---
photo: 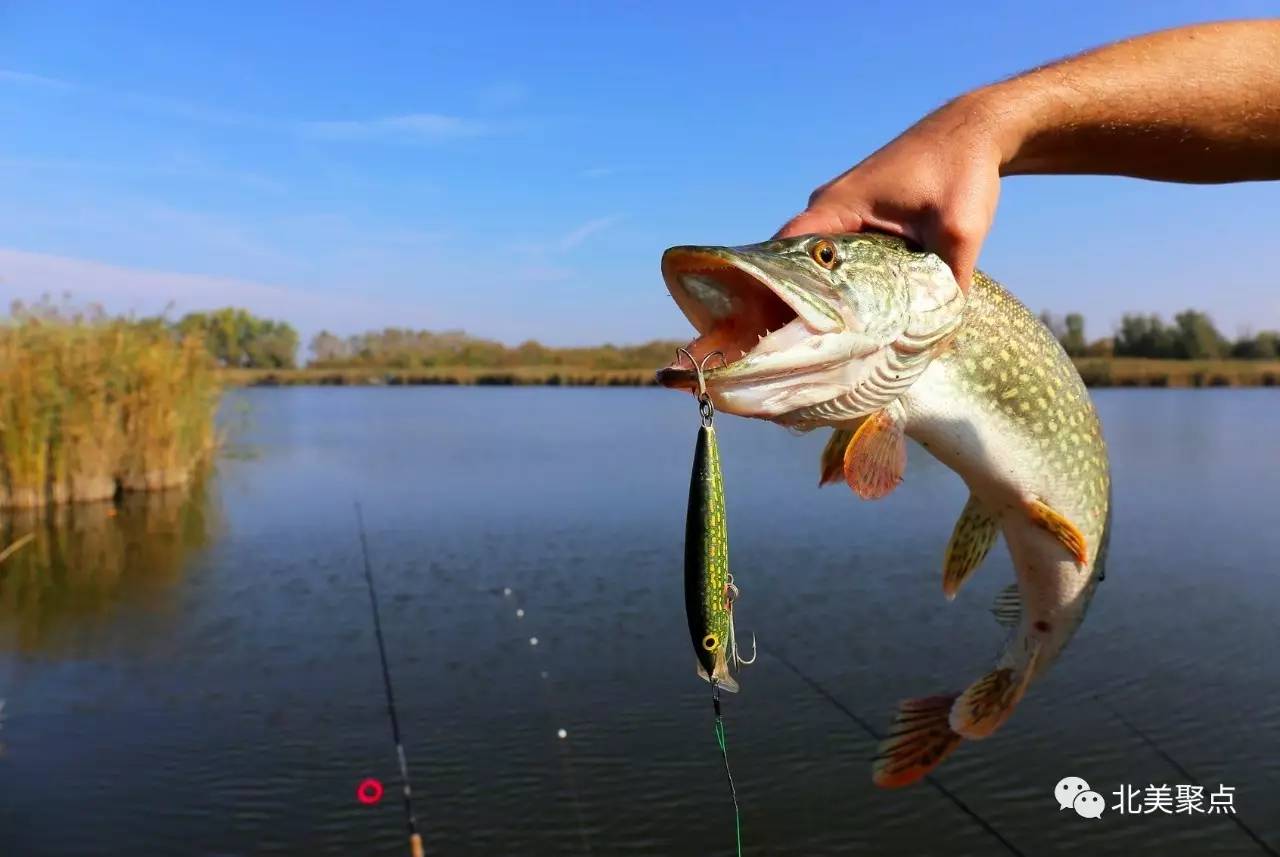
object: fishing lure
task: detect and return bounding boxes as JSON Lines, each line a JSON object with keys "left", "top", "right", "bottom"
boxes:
{"left": 681, "top": 348, "right": 755, "bottom": 693}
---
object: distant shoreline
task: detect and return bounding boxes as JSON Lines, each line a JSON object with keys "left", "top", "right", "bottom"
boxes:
{"left": 222, "top": 358, "right": 1280, "bottom": 389}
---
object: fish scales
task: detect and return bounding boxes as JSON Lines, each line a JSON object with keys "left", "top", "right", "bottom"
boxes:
{"left": 933, "top": 271, "right": 1109, "bottom": 552}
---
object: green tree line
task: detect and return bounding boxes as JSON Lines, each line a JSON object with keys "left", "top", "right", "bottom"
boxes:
{"left": 309, "top": 310, "right": 1279, "bottom": 371}
{"left": 1040, "top": 310, "right": 1279, "bottom": 360}
{"left": 177, "top": 308, "right": 299, "bottom": 369}
{"left": 308, "top": 328, "right": 684, "bottom": 371}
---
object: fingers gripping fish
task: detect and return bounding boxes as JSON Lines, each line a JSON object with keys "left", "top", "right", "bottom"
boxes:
{"left": 657, "top": 234, "right": 1110, "bottom": 786}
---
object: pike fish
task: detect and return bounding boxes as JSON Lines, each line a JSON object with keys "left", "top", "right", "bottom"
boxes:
{"left": 683, "top": 387, "right": 755, "bottom": 693}
{"left": 656, "top": 233, "right": 1110, "bottom": 787}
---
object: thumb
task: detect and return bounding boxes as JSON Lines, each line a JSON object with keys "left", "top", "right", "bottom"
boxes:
{"left": 920, "top": 222, "right": 978, "bottom": 294}
{"left": 773, "top": 207, "right": 861, "bottom": 239}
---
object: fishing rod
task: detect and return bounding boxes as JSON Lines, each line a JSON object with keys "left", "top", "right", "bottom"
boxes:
{"left": 767, "top": 646, "right": 1027, "bottom": 857}
{"left": 354, "top": 502, "right": 424, "bottom": 857}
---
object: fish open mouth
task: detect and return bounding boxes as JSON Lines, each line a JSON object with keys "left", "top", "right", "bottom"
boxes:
{"left": 656, "top": 248, "right": 813, "bottom": 390}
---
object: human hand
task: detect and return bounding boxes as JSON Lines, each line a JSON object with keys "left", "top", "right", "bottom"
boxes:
{"left": 774, "top": 94, "right": 1009, "bottom": 291}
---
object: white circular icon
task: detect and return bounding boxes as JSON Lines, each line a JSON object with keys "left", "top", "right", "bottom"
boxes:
{"left": 1054, "top": 776, "right": 1091, "bottom": 810}
{"left": 1074, "top": 790, "right": 1105, "bottom": 819}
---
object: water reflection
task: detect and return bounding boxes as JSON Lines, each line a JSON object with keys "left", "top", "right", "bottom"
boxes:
{"left": 0, "top": 477, "right": 216, "bottom": 655}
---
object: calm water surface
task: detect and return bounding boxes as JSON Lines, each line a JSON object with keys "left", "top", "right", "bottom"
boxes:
{"left": 3, "top": 387, "right": 1279, "bottom": 856}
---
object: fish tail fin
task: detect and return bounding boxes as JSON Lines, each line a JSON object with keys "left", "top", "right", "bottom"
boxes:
{"left": 872, "top": 694, "right": 963, "bottom": 788}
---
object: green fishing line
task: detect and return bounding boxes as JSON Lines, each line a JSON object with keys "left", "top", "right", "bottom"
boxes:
{"left": 711, "top": 687, "right": 742, "bottom": 857}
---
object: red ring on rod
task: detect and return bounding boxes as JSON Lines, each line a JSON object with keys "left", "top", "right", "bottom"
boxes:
{"left": 357, "top": 778, "right": 384, "bottom": 805}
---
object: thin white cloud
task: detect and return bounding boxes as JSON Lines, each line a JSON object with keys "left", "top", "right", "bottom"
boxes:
{"left": 0, "top": 246, "right": 577, "bottom": 341}
{"left": 303, "top": 113, "right": 493, "bottom": 143}
{"left": 0, "top": 247, "right": 404, "bottom": 334}
{"left": 0, "top": 69, "right": 74, "bottom": 90}
{"left": 557, "top": 215, "right": 622, "bottom": 251}
{"left": 0, "top": 154, "right": 284, "bottom": 193}
{"left": 2, "top": 67, "right": 501, "bottom": 144}
{"left": 119, "top": 91, "right": 256, "bottom": 126}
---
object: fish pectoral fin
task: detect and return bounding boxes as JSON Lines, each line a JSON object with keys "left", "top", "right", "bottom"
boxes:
{"left": 990, "top": 583, "right": 1022, "bottom": 629}
{"left": 942, "top": 493, "right": 999, "bottom": 600}
{"left": 948, "top": 650, "right": 1039, "bottom": 740}
{"left": 872, "top": 695, "right": 963, "bottom": 789}
{"left": 842, "top": 407, "right": 906, "bottom": 500}
{"left": 819, "top": 427, "right": 857, "bottom": 486}
{"left": 1025, "top": 498, "right": 1088, "bottom": 565}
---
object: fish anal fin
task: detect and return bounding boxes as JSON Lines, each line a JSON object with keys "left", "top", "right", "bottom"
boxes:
{"left": 843, "top": 409, "right": 906, "bottom": 500}
{"left": 819, "top": 427, "right": 856, "bottom": 486}
{"left": 948, "top": 657, "right": 1036, "bottom": 739}
{"left": 943, "top": 493, "right": 999, "bottom": 600}
{"left": 1026, "top": 498, "right": 1088, "bottom": 565}
{"left": 990, "top": 583, "right": 1022, "bottom": 629}
{"left": 873, "top": 695, "right": 963, "bottom": 788}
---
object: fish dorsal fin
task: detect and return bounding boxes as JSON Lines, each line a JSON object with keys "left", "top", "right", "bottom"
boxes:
{"left": 942, "top": 493, "right": 998, "bottom": 600}
{"left": 1025, "top": 498, "right": 1088, "bottom": 565}
{"left": 842, "top": 405, "right": 906, "bottom": 500}
{"left": 819, "top": 427, "right": 857, "bottom": 486}
{"left": 990, "top": 583, "right": 1021, "bottom": 629}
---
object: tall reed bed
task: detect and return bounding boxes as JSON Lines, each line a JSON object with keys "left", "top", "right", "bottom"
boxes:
{"left": 0, "top": 302, "right": 220, "bottom": 510}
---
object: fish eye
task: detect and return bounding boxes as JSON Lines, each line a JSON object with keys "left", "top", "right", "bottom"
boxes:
{"left": 810, "top": 239, "right": 838, "bottom": 269}
{"left": 702, "top": 634, "right": 718, "bottom": 651}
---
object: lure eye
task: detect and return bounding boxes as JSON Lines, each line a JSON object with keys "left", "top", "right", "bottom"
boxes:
{"left": 810, "top": 239, "right": 838, "bottom": 269}
{"left": 702, "top": 634, "right": 718, "bottom": 651}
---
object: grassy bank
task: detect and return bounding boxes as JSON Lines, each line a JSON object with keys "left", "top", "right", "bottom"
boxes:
{"left": 1072, "top": 358, "right": 1280, "bottom": 388}
{"left": 0, "top": 310, "right": 221, "bottom": 510}
{"left": 221, "top": 365, "right": 662, "bottom": 387}
{"left": 224, "top": 358, "right": 1280, "bottom": 389}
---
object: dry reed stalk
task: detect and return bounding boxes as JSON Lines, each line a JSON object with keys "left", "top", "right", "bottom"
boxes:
{"left": 0, "top": 309, "right": 220, "bottom": 511}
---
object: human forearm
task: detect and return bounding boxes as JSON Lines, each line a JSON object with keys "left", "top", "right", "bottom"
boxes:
{"left": 976, "top": 20, "right": 1280, "bottom": 182}
{"left": 775, "top": 19, "right": 1280, "bottom": 288}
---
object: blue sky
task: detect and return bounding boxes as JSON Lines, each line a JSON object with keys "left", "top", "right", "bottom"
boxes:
{"left": 1, "top": 1, "right": 1276, "bottom": 348}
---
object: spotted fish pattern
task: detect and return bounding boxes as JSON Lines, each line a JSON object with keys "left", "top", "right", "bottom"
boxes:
{"left": 936, "top": 271, "right": 1110, "bottom": 550}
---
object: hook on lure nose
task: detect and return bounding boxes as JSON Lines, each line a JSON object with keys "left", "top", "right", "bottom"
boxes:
{"left": 675, "top": 347, "right": 726, "bottom": 426}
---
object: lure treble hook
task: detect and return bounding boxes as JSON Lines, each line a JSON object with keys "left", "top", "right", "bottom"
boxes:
{"left": 726, "top": 578, "right": 757, "bottom": 667}
{"left": 675, "top": 347, "right": 725, "bottom": 427}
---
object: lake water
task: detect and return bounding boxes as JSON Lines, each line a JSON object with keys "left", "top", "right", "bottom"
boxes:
{"left": 3, "top": 387, "right": 1280, "bottom": 857}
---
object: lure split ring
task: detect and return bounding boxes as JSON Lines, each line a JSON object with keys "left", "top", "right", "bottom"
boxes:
{"left": 675, "top": 347, "right": 726, "bottom": 427}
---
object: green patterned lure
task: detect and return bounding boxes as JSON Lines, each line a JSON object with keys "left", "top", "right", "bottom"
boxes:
{"left": 682, "top": 351, "right": 754, "bottom": 693}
